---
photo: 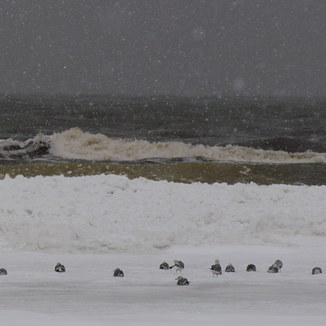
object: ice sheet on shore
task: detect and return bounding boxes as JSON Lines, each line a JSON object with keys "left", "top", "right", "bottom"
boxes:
{"left": 0, "top": 174, "right": 325, "bottom": 252}
{"left": 1, "top": 247, "right": 326, "bottom": 326}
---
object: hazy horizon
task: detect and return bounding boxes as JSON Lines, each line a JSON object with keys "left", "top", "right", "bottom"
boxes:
{"left": 1, "top": 91, "right": 326, "bottom": 100}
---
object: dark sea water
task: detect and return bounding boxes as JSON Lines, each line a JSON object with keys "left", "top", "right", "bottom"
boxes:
{"left": 0, "top": 94, "right": 325, "bottom": 185}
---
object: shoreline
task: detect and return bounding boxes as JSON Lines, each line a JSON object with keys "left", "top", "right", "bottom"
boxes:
{"left": 0, "top": 161, "right": 325, "bottom": 185}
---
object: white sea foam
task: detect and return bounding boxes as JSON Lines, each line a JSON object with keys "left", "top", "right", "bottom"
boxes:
{"left": 50, "top": 128, "right": 326, "bottom": 163}
{"left": 0, "top": 173, "right": 325, "bottom": 253}
{"left": 0, "top": 133, "right": 52, "bottom": 158}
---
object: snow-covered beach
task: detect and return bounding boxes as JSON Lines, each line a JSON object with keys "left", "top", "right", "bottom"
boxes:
{"left": 1, "top": 0, "right": 326, "bottom": 323}
{"left": 1, "top": 174, "right": 326, "bottom": 325}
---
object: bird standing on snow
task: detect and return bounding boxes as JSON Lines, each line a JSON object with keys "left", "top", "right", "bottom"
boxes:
{"left": 274, "top": 260, "right": 283, "bottom": 272}
{"left": 176, "top": 276, "right": 189, "bottom": 286}
{"left": 170, "top": 260, "right": 184, "bottom": 273}
{"left": 210, "top": 259, "right": 222, "bottom": 277}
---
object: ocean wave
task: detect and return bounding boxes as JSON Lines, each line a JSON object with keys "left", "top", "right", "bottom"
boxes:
{"left": 1, "top": 128, "right": 326, "bottom": 164}
{"left": 50, "top": 128, "right": 326, "bottom": 163}
{"left": 0, "top": 134, "right": 52, "bottom": 159}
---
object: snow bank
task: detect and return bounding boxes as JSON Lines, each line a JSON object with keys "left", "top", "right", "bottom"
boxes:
{"left": 0, "top": 174, "right": 325, "bottom": 252}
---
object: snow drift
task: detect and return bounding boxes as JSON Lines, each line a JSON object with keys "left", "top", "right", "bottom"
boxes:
{"left": 0, "top": 174, "right": 325, "bottom": 253}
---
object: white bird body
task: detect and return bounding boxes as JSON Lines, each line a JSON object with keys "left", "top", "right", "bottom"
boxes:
{"left": 170, "top": 260, "right": 184, "bottom": 273}
{"left": 274, "top": 260, "right": 283, "bottom": 271}
{"left": 175, "top": 276, "right": 189, "bottom": 286}
{"left": 267, "top": 264, "right": 279, "bottom": 273}
{"left": 210, "top": 259, "right": 222, "bottom": 277}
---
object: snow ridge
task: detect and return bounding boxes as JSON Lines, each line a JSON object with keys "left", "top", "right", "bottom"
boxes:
{"left": 0, "top": 174, "right": 325, "bottom": 253}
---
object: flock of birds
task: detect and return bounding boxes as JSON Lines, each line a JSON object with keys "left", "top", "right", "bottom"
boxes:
{"left": 157, "top": 259, "right": 286, "bottom": 286}
{"left": 161, "top": 259, "right": 323, "bottom": 285}
{"left": 162, "top": 259, "right": 323, "bottom": 285}
{"left": 115, "top": 259, "right": 321, "bottom": 286}
{"left": 0, "top": 260, "right": 322, "bottom": 285}
{"left": 165, "top": 259, "right": 323, "bottom": 285}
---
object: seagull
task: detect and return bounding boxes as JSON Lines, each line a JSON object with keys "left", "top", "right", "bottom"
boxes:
{"left": 113, "top": 268, "right": 124, "bottom": 277}
{"left": 159, "top": 261, "right": 170, "bottom": 270}
{"left": 175, "top": 276, "right": 189, "bottom": 286}
{"left": 246, "top": 264, "right": 256, "bottom": 272}
{"left": 225, "top": 263, "right": 235, "bottom": 273}
{"left": 170, "top": 260, "right": 184, "bottom": 273}
{"left": 274, "top": 260, "right": 283, "bottom": 272}
{"left": 55, "top": 263, "right": 66, "bottom": 273}
{"left": 0, "top": 268, "right": 7, "bottom": 275}
{"left": 267, "top": 264, "right": 279, "bottom": 273}
{"left": 312, "top": 267, "right": 322, "bottom": 275}
{"left": 210, "top": 259, "right": 222, "bottom": 277}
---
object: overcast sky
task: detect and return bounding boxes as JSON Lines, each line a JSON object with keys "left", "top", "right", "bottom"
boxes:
{"left": 0, "top": 0, "right": 325, "bottom": 96}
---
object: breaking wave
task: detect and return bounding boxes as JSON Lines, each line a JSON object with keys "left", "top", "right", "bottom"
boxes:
{"left": 50, "top": 128, "right": 326, "bottom": 163}
{"left": 1, "top": 127, "right": 326, "bottom": 164}
{"left": 0, "top": 134, "right": 52, "bottom": 160}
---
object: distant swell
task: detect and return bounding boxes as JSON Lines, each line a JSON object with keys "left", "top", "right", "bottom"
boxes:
{"left": 1, "top": 128, "right": 326, "bottom": 164}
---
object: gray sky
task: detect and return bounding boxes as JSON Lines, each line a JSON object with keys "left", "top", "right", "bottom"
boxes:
{"left": 0, "top": 0, "right": 325, "bottom": 96}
